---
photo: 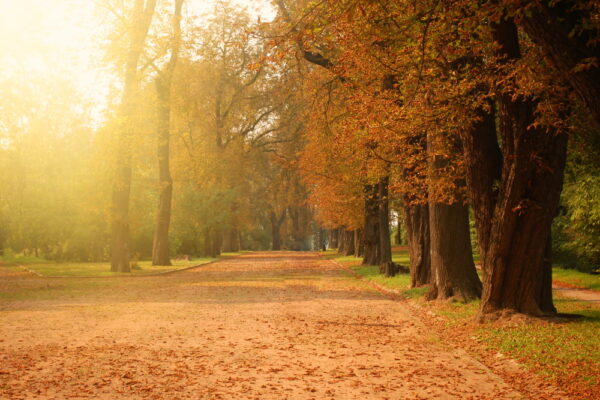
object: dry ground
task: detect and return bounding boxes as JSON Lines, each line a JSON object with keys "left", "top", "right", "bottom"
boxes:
{"left": 0, "top": 252, "right": 566, "bottom": 399}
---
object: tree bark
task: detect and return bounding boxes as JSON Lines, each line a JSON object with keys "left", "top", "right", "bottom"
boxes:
{"left": 338, "top": 228, "right": 347, "bottom": 254}
{"left": 270, "top": 210, "right": 286, "bottom": 250}
{"left": 475, "top": 18, "right": 567, "bottom": 317}
{"left": 222, "top": 227, "right": 240, "bottom": 252}
{"left": 111, "top": 0, "right": 157, "bottom": 272}
{"left": 404, "top": 204, "right": 431, "bottom": 287}
{"left": 427, "top": 200, "right": 481, "bottom": 301}
{"left": 394, "top": 220, "right": 402, "bottom": 245}
{"left": 151, "top": 0, "right": 183, "bottom": 266}
{"left": 318, "top": 228, "right": 326, "bottom": 251}
{"left": 329, "top": 228, "right": 339, "bottom": 249}
{"left": 362, "top": 184, "right": 380, "bottom": 266}
{"left": 354, "top": 229, "right": 363, "bottom": 258}
{"left": 426, "top": 132, "right": 481, "bottom": 301}
{"left": 378, "top": 176, "right": 397, "bottom": 277}
{"left": 211, "top": 229, "right": 222, "bottom": 258}
{"left": 343, "top": 229, "right": 355, "bottom": 256}
{"left": 461, "top": 102, "right": 501, "bottom": 280}
{"left": 151, "top": 82, "right": 173, "bottom": 266}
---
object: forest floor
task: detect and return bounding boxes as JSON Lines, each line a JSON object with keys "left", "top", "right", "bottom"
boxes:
{"left": 0, "top": 252, "right": 577, "bottom": 400}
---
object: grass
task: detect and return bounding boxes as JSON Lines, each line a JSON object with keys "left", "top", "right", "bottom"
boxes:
{"left": 426, "top": 294, "right": 600, "bottom": 396}
{"left": 6, "top": 255, "right": 248, "bottom": 278}
{"left": 327, "top": 247, "right": 600, "bottom": 292}
{"left": 552, "top": 267, "right": 600, "bottom": 291}
{"left": 324, "top": 248, "right": 427, "bottom": 299}
{"left": 0, "top": 253, "right": 47, "bottom": 265}
{"left": 478, "top": 298, "right": 600, "bottom": 392}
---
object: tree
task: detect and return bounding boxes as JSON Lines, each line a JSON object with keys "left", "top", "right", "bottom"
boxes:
{"left": 110, "top": 0, "right": 157, "bottom": 272}
{"left": 274, "top": 0, "right": 397, "bottom": 271}
{"left": 151, "top": 0, "right": 184, "bottom": 266}
{"left": 476, "top": 16, "right": 567, "bottom": 317}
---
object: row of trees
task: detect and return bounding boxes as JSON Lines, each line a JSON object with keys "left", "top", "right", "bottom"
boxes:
{"left": 1, "top": 0, "right": 597, "bottom": 320}
{"left": 272, "top": 0, "right": 599, "bottom": 318}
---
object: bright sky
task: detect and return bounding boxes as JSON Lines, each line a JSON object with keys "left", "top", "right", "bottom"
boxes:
{"left": 0, "top": 0, "right": 275, "bottom": 125}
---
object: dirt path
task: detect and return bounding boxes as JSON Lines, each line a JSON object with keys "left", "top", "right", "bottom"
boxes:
{"left": 553, "top": 284, "right": 600, "bottom": 304}
{"left": 0, "top": 252, "right": 561, "bottom": 399}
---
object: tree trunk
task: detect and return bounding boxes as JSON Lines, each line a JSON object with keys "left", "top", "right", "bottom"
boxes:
{"left": 475, "top": 18, "right": 567, "bottom": 317}
{"left": 272, "top": 225, "right": 281, "bottom": 250}
{"left": 329, "top": 228, "right": 339, "bottom": 249}
{"left": 461, "top": 102, "right": 501, "bottom": 280}
{"left": 151, "top": 0, "right": 182, "bottom": 266}
{"left": 318, "top": 228, "right": 327, "bottom": 251}
{"left": 378, "top": 176, "right": 397, "bottom": 276}
{"left": 222, "top": 227, "right": 240, "bottom": 253}
{"left": 354, "top": 229, "right": 363, "bottom": 258}
{"left": 110, "top": 0, "right": 157, "bottom": 273}
{"left": 362, "top": 184, "right": 380, "bottom": 266}
{"left": 404, "top": 204, "right": 431, "bottom": 287}
{"left": 203, "top": 228, "right": 211, "bottom": 258}
{"left": 151, "top": 82, "right": 173, "bottom": 266}
{"left": 111, "top": 158, "right": 132, "bottom": 272}
{"left": 270, "top": 210, "right": 286, "bottom": 251}
{"left": 428, "top": 201, "right": 481, "bottom": 301}
{"left": 289, "top": 207, "right": 300, "bottom": 250}
{"left": 426, "top": 131, "right": 481, "bottom": 301}
{"left": 343, "top": 230, "right": 355, "bottom": 256}
{"left": 211, "top": 229, "right": 222, "bottom": 258}
{"left": 337, "top": 228, "right": 346, "bottom": 254}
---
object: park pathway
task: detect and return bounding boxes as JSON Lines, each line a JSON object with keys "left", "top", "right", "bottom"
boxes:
{"left": 0, "top": 252, "right": 562, "bottom": 399}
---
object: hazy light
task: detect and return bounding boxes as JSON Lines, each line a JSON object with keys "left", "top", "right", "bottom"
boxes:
{"left": 0, "top": 0, "right": 275, "bottom": 128}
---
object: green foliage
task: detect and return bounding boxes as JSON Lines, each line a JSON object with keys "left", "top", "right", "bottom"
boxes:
{"left": 553, "top": 130, "right": 600, "bottom": 273}
{"left": 0, "top": 250, "right": 47, "bottom": 265}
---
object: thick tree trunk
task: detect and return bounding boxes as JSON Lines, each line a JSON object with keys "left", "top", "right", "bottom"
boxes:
{"left": 362, "top": 184, "right": 380, "bottom": 266}
{"left": 428, "top": 201, "right": 481, "bottom": 301}
{"left": 426, "top": 132, "right": 481, "bottom": 301}
{"left": 476, "top": 19, "right": 567, "bottom": 317}
{"left": 378, "top": 177, "right": 397, "bottom": 277}
{"left": 517, "top": 2, "right": 600, "bottom": 130}
{"left": 461, "top": 102, "right": 501, "bottom": 280}
{"left": 404, "top": 204, "right": 431, "bottom": 287}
